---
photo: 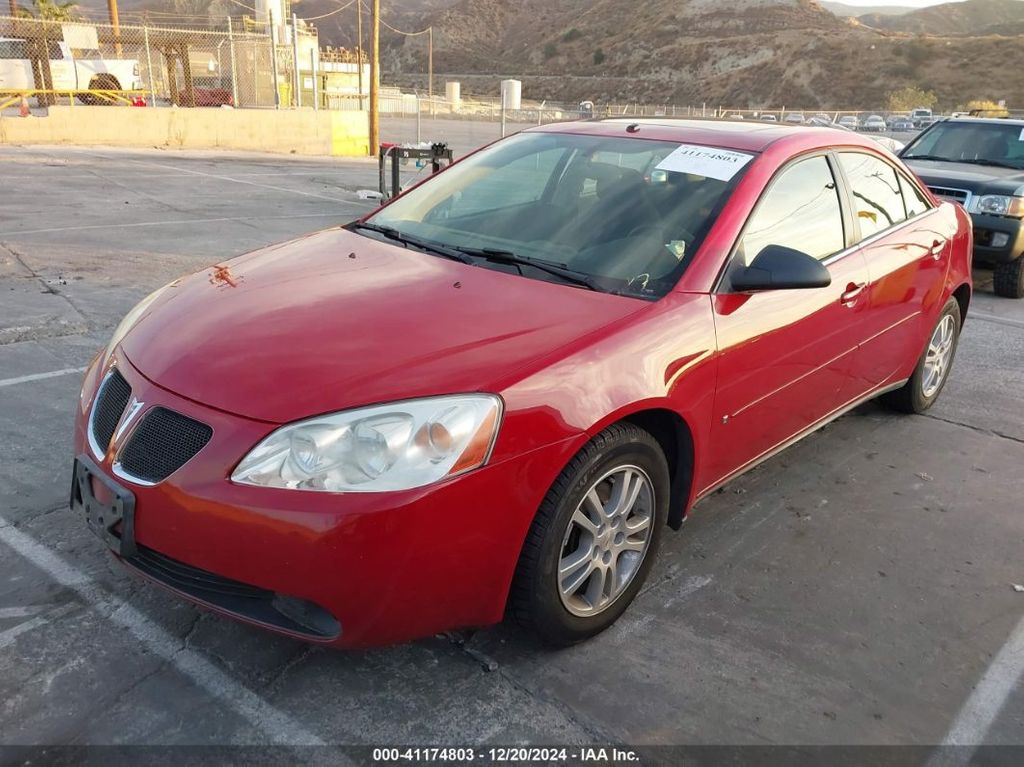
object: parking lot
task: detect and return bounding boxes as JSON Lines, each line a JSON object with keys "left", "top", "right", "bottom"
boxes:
{"left": 1, "top": 142, "right": 1022, "bottom": 756}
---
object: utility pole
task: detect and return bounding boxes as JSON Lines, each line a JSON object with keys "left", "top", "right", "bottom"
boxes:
{"left": 356, "top": 0, "right": 364, "bottom": 107}
{"left": 428, "top": 26, "right": 433, "bottom": 106}
{"left": 9, "top": 0, "right": 17, "bottom": 18}
{"left": 107, "top": 0, "right": 122, "bottom": 57}
{"left": 369, "top": 0, "right": 380, "bottom": 156}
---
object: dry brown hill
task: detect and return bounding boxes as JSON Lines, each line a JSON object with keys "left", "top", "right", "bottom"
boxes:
{"left": 857, "top": 0, "right": 1024, "bottom": 36}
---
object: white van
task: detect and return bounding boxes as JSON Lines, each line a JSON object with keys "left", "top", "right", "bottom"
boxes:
{"left": 0, "top": 37, "right": 142, "bottom": 98}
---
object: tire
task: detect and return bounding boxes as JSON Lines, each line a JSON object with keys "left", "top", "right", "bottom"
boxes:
{"left": 508, "top": 422, "right": 670, "bottom": 646}
{"left": 882, "top": 297, "right": 962, "bottom": 414}
{"left": 79, "top": 74, "right": 121, "bottom": 106}
{"left": 993, "top": 256, "right": 1024, "bottom": 299}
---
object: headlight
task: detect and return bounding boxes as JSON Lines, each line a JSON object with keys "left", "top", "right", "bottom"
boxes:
{"left": 231, "top": 395, "right": 503, "bottom": 493}
{"left": 972, "top": 195, "right": 1024, "bottom": 217}
{"left": 104, "top": 284, "right": 172, "bottom": 363}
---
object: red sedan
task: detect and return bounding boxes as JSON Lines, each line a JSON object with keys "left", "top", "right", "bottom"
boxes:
{"left": 72, "top": 119, "right": 972, "bottom": 647}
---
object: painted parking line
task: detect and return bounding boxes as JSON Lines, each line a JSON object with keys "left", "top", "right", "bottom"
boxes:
{"left": 0, "top": 367, "right": 86, "bottom": 389}
{"left": 0, "top": 603, "right": 77, "bottom": 651}
{"left": 0, "top": 516, "right": 327, "bottom": 747}
{"left": 929, "top": 614, "right": 1024, "bottom": 765}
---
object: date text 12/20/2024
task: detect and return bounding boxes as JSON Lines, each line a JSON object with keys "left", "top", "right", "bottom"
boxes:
{"left": 372, "top": 747, "right": 641, "bottom": 763}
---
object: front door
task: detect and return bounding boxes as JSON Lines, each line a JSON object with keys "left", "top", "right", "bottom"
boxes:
{"left": 701, "top": 154, "right": 870, "bottom": 494}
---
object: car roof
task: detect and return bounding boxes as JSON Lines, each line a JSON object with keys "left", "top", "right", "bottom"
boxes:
{"left": 531, "top": 118, "right": 887, "bottom": 154}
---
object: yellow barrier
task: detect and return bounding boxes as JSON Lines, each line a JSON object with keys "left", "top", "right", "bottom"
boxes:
{"left": 0, "top": 90, "right": 149, "bottom": 110}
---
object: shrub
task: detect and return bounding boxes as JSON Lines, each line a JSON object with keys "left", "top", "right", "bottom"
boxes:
{"left": 593, "top": 48, "right": 606, "bottom": 65}
{"left": 562, "top": 28, "right": 582, "bottom": 43}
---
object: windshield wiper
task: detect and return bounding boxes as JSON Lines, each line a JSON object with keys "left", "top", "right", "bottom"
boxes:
{"left": 902, "top": 154, "right": 950, "bottom": 162}
{"left": 347, "top": 222, "right": 474, "bottom": 263}
{"left": 454, "top": 247, "right": 605, "bottom": 292}
{"left": 957, "top": 158, "right": 1023, "bottom": 170}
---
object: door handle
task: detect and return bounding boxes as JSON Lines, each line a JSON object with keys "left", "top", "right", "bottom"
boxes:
{"left": 928, "top": 239, "right": 947, "bottom": 260}
{"left": 840, "top": 282, "right": 867, "bottom": 305}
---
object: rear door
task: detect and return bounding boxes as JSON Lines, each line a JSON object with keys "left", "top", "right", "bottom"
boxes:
{"left": 703, "top": 153, "right": 871, "bottom": 491}
{"left": 834, "top": 152, "right": 950, "bottom": 396}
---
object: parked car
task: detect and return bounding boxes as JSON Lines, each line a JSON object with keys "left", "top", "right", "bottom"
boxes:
{"left": 0, "top": 36, "right": 142, "bottom": 102}
{"left": 784, "top": 112, "right": 804, "bottom": 124}
{"left": 891, "top": 117, "right": 914, "bottom": 132}
{"left": 176, "top": 77, "right": 233, "bottom": 107}
{"left": 911, "top": 107, "right": 933, "bottom": 129}
{"left": 903, "top": 116, "right": 1024, "bottom": 297}
{"left": 759, "top": 113, "right": 777, "bottom": 122}
{"left": 862, "top": 115, "right": 887, "bottom": 133}
{"left": 73, "top": 119, "right": 971, "bottom": 647}
{"left": 726, "top": 113, "right": 744, "bottom": 120}
{"left": 837, "top": 115, "right": 859, "bottom": 130}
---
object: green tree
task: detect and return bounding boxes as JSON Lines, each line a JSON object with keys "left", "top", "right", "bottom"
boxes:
{"left": 16, "top": 0, "right": 80, "bottom": 20}
{"left": 886, "top": 86, "right": 937, "bottom": 113}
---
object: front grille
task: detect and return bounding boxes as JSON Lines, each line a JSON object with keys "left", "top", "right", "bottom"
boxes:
{"left": 90, "top": 369, "right": 132, "bottom": 456}
{"left": 928, "top": 185, "right": 972, "bottom": 208}
{"left": 117, "top": 407, "right": 213, "bottom": 484}
{"left": 125, "top": 545, "right": 341, "bottom": 639}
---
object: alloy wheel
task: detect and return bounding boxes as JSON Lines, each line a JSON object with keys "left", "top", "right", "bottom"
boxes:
{"left": 922, "top": 314, "right": 956, "bottom": 399}
{"left": 557, "top": 465, "right": 655, "bottom": 617}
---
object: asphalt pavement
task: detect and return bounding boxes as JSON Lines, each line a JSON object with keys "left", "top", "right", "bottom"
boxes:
{"left": 0, "top": 143, "right": 1021, "bottom": 756}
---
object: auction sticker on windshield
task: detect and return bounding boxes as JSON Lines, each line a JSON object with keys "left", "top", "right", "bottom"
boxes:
{"left": 656, "top": 144, "right": 753, "bottom": 181}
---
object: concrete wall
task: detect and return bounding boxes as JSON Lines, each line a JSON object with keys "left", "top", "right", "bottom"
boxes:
{"left": 0, "top": 106, "right": 369, "bottom": 157}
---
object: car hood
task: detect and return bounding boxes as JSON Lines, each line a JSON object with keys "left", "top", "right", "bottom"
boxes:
{"left": 121, "top": 227, "right": 644, "bottom": 424}
{"left": 904, "top": 159, "right": 1024, "bottom": 195}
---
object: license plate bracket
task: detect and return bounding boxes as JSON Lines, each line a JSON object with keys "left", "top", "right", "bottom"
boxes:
{"left": 70, "top": 454, "right": 137, "bottom": 557}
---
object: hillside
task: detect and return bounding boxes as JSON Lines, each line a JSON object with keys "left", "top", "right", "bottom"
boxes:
{"left": 821, "top": 2, "right": 917, "bottom": 16}
{"left": 857, "top": 0, "right": 1024, "bottom": 35}
{"left": 383, "top": 0, "right": 1024, "bottom": 109}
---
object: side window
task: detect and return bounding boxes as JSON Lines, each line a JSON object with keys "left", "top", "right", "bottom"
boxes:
{"left": 0, "top": 40, "right": 29, "bottom": 59}
{"left": 738, "top": 155, "right": 845, "bottom": 265}
{"left": 48, "top": 41, "right": 64, "bottom": 60}
{"left": 898, "top": 171, "right": 931, "bottom": 218}
{"left": 446, "top": 147, "right": 565, "bottom": 217}
{"left": 839, "top": 153, "right": 907, "bottom": 239}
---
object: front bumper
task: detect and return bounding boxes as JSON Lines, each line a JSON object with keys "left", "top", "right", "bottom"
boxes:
{"left": 969, "top": 212, "right": 1024, "bottom": 264}
{"left": 74, "top": 351, "right": 579, "bottom": 647}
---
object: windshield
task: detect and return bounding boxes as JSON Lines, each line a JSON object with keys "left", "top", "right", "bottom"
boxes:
{"left": 361, "top": 132, "right": 749, "bottom": 298}
{"left": 903, "top": 122, "right": 1024, "bottom": 168}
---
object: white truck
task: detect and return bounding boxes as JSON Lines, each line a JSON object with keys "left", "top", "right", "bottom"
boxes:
{"left": 0, "top": 37, "right": 142, "bottom": 100}
{"left": 910, "top": 107, "right": 933, "bottom": 129}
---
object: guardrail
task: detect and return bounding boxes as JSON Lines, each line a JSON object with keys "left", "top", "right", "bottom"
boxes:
{"left": 0, "top": 89, "right": 148, "bottom": 110}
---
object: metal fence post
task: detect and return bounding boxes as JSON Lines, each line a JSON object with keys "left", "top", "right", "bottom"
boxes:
{"left": 292, "top": 13, "right": 301, "bottom": 108}
{"left": 269, "top": 9, "right": 280, "bottom": 109}
{"left": 416, "top": 92, "right": 421, "bottom": 143}
{"left": 227, "top": 16, "right": 239, "bottom": 108}
{"left": 143, "top": 24, "right": 156, "bottom": 107}
{"left": 501, "top": 100, "right": 506, "bottom": 138}
{"left": 311, "top": 48, "right": 317, "bottom": 111}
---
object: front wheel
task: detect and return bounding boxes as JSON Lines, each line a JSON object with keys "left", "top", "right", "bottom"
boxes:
{"left": 993, "top": 256, "right": 1024, "bottom": 299}
{"left": 882, "top": 297, "right": 962, "bottom": 414}
{"left": 508, "top": 423, "right": 669, "bottom": 646}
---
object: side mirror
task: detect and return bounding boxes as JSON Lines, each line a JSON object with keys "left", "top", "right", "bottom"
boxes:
{"left": 730, "top": 245, "right": 832, "bottom": 292}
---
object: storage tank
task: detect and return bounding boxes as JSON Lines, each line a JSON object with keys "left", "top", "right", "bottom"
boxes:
{"left": 446, "top": 81, "right": 461, "bottom": 110}
{"left": 500, "top": 79, "right": 522, "bottom": 111}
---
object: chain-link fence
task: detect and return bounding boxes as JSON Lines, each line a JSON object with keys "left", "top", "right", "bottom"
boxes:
{"left": 0, "top": 14, "right": 321, "bottom": 110}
